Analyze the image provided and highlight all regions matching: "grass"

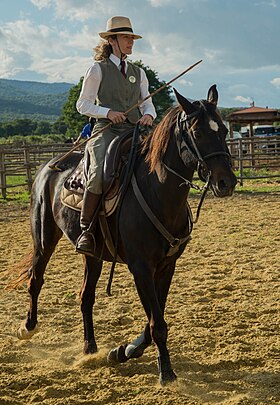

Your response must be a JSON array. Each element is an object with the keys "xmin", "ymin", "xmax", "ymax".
[
  {"xmin": 0, "ymin": 175, "xmax": 31, "ymax": 203},
  {"xmin": 1, "ymin": 171, "xmax": 279, "ymax": 204}
]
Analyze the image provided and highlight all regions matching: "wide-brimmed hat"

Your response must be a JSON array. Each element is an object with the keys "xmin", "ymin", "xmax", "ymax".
[{"xmin": 99, "ymin": 16, "xmax": 142, "ymax": 40}]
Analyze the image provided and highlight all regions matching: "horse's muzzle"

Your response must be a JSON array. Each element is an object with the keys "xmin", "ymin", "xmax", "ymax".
[{"xmin": 211, "ymin": 174, "xmax": 237, "ymax": 198}]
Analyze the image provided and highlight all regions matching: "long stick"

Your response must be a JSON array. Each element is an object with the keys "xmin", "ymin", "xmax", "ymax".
[{"xmin": 49, "ymin": 59, "xmax": 202, "ymax": 170}]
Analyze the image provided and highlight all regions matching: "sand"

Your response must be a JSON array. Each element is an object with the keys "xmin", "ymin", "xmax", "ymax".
[{"xmin": 0, "ymin": 192, "xmax": 279, "ymax": 404}]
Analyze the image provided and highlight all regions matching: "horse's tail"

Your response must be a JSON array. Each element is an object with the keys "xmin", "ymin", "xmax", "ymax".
[{"xmin": 4, "ymin": 250, "xmax": 33, "ymax": 290}]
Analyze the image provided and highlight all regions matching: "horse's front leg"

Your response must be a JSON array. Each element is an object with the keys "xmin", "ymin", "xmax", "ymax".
[
  {"xmin": 154, "ymin": 261, "xmax": 177, "ymax": 384},
  {"xmin": 108, "ymin": 261, "xmax": 176, "ymax": 362},
  {"xmin": 80, "ymin": 256, "xmax": 103, "ymax": 354},
  {"xmin": 133, "ymin": 262, "xmax": 177, "ymax": 386},
  {"xmin": 108, "ymin": 322, "xmax": 152, "ymax": 364}
]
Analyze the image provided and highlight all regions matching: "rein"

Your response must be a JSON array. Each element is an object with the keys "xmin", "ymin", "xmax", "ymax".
[{"xmin": 106, "ymin": 104, "xmax": 230, "ymax": 294}]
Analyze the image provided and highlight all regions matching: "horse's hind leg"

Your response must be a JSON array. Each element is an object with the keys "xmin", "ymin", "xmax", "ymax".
[
  {"xmin": 18, "ymin": 201, "xmax": 62, "ymax": 339},
  {"xmin": 80, "ymin": 256, "xmax": 103, "ymax": 354}
]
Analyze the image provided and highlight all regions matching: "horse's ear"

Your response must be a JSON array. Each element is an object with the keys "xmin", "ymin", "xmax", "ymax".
[
  {"xmin": 207, "ymin": 84, "xmax": 218, "ymax": 106},
  {"xmin": 173, "ymin": 88, "xmax": 198, "ymax": 114}
]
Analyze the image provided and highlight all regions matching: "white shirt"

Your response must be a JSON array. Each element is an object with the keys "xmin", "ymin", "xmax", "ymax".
[{"xmin": 76, "ymin": 54, "xmax": 157, "ymax": 119}]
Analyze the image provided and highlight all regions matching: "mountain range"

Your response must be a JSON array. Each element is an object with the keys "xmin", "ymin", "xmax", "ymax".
[{"xmin": 0, "ymin": 78, "xmax": 74, "ymax": 122}]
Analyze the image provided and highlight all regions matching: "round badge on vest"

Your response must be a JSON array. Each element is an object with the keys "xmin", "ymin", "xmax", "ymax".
[{"xmin": 129, "ymin": 75, "xmax": 136, "ymax": 83}]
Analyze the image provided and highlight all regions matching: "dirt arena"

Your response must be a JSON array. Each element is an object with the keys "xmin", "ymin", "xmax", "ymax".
[{"xmin": 0, "ymin": 192, "xmax": 279, "ymax": 404}]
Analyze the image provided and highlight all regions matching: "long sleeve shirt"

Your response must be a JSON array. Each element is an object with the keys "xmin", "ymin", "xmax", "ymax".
[{"xmin": 76, "ymin": 54, "xmax": 157, "ymax": 120}]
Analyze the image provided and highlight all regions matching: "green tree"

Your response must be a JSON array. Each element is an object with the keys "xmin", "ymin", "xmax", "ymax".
[
  {"xmin": 34, "ymin": 121, "xmax": 51, "ymax": 135},
  {"xmin": 52, "ymin": 117, "xmax": 68, "ymax": 135},
  {"xmin": 134, "ymin": 60, "xmax": 174, "ymax": 123},
  {"xmin": 61, "ymin": 77, "xmax": 88, "ymax": 137}
]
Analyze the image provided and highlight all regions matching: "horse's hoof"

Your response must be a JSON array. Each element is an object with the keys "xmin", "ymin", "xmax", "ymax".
[
  {"xmin": 125, "ymin": 342, "xmax": 148, "ymax": 359},
  {"xmin": 159, "ymin": 370, "xmax": 177, "ymax": 386},
  {"xmin": 17, "ymin": 321, "xmax": 39, "ymax": 340},
  {"xmin": 107, "ymin": 344, "xmax": 129, "ymax": 364},
  {"xmin": 84, "ymin": 340, "xmax": 98, "ymax": 354}
]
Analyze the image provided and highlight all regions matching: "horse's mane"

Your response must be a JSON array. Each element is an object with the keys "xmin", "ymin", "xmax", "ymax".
[{"xmin": 142, "ymin": 106, "xmax": 180, "ymax": 173}]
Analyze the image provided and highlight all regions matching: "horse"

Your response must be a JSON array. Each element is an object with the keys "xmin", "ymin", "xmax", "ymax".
[{"xmin": 14, "ymin": 85, "xmax": 237, "ymax": 386}]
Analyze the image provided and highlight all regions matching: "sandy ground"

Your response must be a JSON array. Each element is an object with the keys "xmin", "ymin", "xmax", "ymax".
[{"xmin": 0, "ymin": 192, "xmax": 279, "ymax": 405}]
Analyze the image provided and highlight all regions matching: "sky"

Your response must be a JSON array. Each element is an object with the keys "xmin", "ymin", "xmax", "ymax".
[{"xmin": 0, "ymin": 0, "xmax": 280, "ymax": 108}]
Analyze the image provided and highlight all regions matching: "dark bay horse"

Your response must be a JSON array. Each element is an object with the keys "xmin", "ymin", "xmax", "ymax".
[{"xmin": 15, "ymin": 85, "xmax": 237, "ymax": 385}]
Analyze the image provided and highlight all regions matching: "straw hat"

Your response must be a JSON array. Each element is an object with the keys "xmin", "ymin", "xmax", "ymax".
[{"xmin": 99, "ymin": 16, "xmax": 142, "ymax": 40}]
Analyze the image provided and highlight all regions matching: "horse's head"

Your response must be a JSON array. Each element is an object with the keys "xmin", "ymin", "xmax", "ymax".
[{"xmin": 173, "ymin": 85, "xmax": 237, "ymax": 197}]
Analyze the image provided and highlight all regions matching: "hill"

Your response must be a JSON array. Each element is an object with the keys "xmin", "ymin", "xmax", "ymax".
[{"xmin": 0, "ymin": 78, "xmax": 74, "ymax": 122}]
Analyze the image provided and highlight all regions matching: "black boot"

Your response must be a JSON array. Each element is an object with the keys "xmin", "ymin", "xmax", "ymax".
[{"xmin": 76, "ymin": 189, "xmax": 101, "ymax": 256}]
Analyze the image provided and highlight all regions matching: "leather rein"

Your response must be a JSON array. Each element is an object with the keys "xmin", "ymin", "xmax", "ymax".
[{"xmin": 132, "ymin": 105, "xmax": 231, "ymax": 256}]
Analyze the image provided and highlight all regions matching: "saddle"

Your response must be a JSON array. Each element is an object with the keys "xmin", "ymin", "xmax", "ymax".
[{"xmin": 61, "ymin": 128, "xmax": 135, "ymax": 214}]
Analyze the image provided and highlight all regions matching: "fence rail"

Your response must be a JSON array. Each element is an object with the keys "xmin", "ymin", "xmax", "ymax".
[
  {"xmin": 0, "ymin": 137, "xmax": 279, "ymax": 198},
  {"xmin": 0, "ymin": 143, "xmax": 74, "ymax": 198}
]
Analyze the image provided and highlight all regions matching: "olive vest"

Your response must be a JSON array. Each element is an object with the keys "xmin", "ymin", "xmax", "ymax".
[{"xmin": 97, "ymin": 58, "xmax": 141, "ymax": 123}]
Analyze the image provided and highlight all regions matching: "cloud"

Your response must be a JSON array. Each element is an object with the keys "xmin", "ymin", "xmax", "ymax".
[
  {"xmin": 0, "ymin": 19, "xmax": 57, "ymax": 56},
  {"xmin": 30, "ymin": 0, "xmax": 51, "ymax": 9},
  {"xmin": 0, "ymin": 51, "xmax": 18, "ymax": 78},
  {"xmin": 178, "ymin": 79, "xmax": 193, "ymax": 86},
  {"xmin": 270, "ymin": 77, "xmax": 280, "ymax": 88},
  {"xmin": 234, "ymin": 95, "xmax": 253, "ymax": 104},
  {"xmin": 29, "ymin": 56, "xmax": 90, "ymax": 82}
]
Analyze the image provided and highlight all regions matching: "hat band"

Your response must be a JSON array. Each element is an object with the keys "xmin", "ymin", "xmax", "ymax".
[{"xmin": 109, "ymin": 27, "xmax": 133, "ymax": 33}]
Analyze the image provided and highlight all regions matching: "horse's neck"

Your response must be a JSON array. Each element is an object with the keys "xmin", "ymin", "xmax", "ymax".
[{"xmin": 139, "ymin": 138, "xmax": 195, "ymax": 230}]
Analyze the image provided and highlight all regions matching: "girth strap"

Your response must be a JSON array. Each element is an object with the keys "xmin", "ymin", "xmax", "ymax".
[{"xmin": 131, "ymin": 173, "xmax": 191, "ymax": 256}]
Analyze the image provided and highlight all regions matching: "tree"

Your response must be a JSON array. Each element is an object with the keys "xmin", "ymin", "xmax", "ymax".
[
  {"xmin": 133, "ymin": 60, "xmax": 174, "ymax": 122},
  {"xmin": 61, "ymin": 62, "xmax": 174, "ymax": 134},
  {"xmin": 52, "ymin": 117, "xmax": 68, "ymax": 135},
  {"xmin": 34, "ymin": 121, "xmax": 51, "ymax": 135},
  {"xmin": 61, "ymin": 77, "xmax": 88, "ymax": 137}
]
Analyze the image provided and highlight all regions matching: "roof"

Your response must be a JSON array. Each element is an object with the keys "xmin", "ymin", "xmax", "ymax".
[
  {"xmin": 228, "ymin": 105, "xmax": 280, "ymax": 124},
  {"xmin": 230, "ymin": 106, "xmax": 278, "ymax": 116}
]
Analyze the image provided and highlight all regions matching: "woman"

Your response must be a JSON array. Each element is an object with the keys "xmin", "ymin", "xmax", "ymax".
[{"xmin": 76, "ymin": 16, "xmax": 156, "ymax": 256}]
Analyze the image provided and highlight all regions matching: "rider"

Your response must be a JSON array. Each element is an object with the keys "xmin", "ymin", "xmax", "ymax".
[{"xmin": 75, "ymin": 16, "xmax": 156, "ymax": 256}]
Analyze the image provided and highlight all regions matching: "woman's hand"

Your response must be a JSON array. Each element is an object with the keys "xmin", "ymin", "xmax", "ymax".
[
  {"xmin": 138, "ymin": 114, "xmax": 153, "ymax": 126},
  {"xmin": 107, "ymin": 110, "xmax": 126, "ymax": 124}
]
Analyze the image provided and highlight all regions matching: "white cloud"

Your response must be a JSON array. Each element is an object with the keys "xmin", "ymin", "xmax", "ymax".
[
  {"xmin": 255, "ymin": 0, "xmax": 277, "ymax": 7},
  {"xmin": 30, "ymin": 0, "xmax": 51, "ymax": 9},
  {"xmin": 0, "ymin": 18, "xmax": 93, "ymax": 82},
  {"xmin": 133, "ymin": 31, "xmax": 198, "ymax": 78},
  {"xmin": 147, "ymin": 0, "xmax": 206, "ymax": 7},
  {"xmin": 59, "ymin": 26, "xmax": 98, "ymax": 51},
  {"xmin": 43, "ymin": 0, "xmax": 120, "ymax": 21},
  {"xmin": 30, "ymin": 56, "xmax": 91, "ymax": 82},
  {"xmin": 234, "ymin": 96, "xmax": 253, "ymax": 104},
  {"xmin": 270, "ymin": 77, "xmax": 280, "ymax": 88},
  {"xmin": 178, "ymin": 79, "xmax": 193, "ymax": 86},
  {"xmin": 0, "ymin": 20, "xmax": 58, "ymax": 56},
  {"xmin": 0, "ymin": 51, "xmax": 19, "ymax": 78}
]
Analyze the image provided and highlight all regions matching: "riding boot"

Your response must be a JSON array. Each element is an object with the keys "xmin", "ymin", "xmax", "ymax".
[{"xmin": 76, "ymin": 189, "xmax": 101, "ymax": 256}]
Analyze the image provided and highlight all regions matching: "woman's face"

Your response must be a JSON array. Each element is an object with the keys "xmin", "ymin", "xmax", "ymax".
[{"xmin": 109, "ymin": 34, "xmax": 135, "ymax": 57}]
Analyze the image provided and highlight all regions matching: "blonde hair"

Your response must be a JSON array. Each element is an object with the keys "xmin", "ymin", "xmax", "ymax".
[{"xmin": 94, "ymin": 36, "xmax": 116, "ymax": 61}]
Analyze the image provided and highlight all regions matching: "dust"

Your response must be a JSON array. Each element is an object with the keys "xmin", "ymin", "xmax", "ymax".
[{"xmin": 0, "ymin": 193, "xmax": 279, "ymax": 404}]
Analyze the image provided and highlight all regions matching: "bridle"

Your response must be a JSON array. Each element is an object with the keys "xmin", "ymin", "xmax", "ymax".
[
  {"xmin": 165, "ymin": 103, "xmax": 231, "ymax": 185},
  {"xmin": 163, "ymin": 103, "xmax": 231, "ymax": 222}
]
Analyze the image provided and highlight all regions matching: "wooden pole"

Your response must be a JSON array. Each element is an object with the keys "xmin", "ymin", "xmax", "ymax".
[
  {"xmin": 23, "ymin": 145, "xmax": 33, "ymax": 193},
  {"xmin": 0, "ymin": 151, "xmax": 7, "ymax": 199}
]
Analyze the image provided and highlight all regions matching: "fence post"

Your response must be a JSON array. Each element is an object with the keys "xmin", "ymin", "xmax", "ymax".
[
  {"xmin": 0, "ymin": 150, "xmax": 7, "ymax": 199},
  {"xmin": 238, "ymin": 138, "xmax": 244, "ymax": 186},
  {"xmin": 24, "ymin": 145, "xmax": 33, "ymax": 193}
]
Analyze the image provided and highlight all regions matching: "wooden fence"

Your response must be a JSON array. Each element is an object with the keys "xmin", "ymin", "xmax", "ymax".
[
  {"xmin": 0, "ymin": 143, "xmax": 74, "ymax": 199},
  {"xmin": 0, "ymin": 137, "xmax": 279, "ymax": 198},
  {"xmin": 227, "ymin": 135, "xmax": 280, "ymax": 185}
]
